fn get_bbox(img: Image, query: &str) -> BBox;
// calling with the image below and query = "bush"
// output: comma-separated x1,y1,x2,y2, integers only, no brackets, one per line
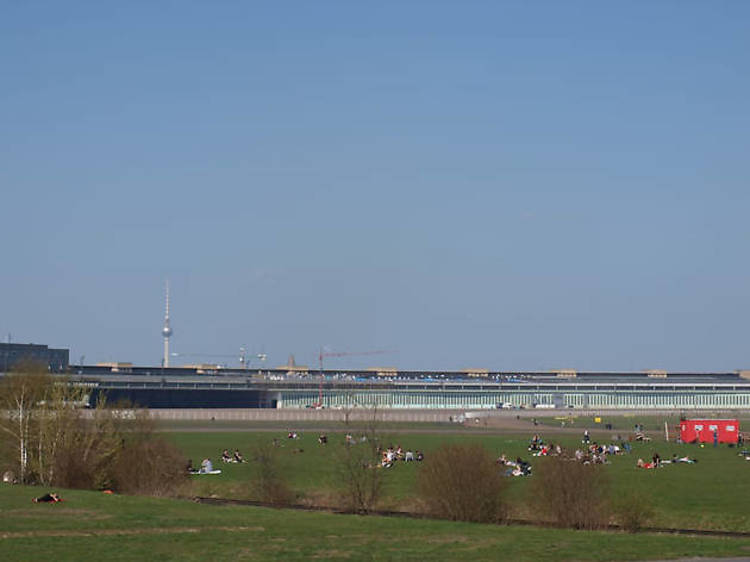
417,443,508,523
612,491,655,532
250,441,294,506
334,410,386,514
110,437,189,496
530,456,610,530
335,439,384,513
0,373,188,497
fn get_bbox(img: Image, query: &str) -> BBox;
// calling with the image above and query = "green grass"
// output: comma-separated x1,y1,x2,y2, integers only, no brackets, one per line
531,412,750,433
164,426,750,531
3,485,750,561
155,419,464,432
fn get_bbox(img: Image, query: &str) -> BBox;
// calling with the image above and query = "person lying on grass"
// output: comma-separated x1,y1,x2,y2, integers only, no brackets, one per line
669,454,698,464
33,492,62,503
497,455,532,476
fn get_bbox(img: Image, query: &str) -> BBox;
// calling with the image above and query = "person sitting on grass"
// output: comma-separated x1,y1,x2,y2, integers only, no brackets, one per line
221,449,233,463
233,449,245,463
381,451,393,469
33,492,61,503
200,458,214,473
318,434,328,445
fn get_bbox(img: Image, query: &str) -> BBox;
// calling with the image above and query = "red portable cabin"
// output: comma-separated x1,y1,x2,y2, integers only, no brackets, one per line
679,419,739,444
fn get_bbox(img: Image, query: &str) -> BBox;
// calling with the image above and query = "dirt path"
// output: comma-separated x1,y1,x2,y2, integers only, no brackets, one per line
155,417,640,438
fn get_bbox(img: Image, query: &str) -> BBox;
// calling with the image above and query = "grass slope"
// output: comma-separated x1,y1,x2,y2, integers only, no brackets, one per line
2,485,750,561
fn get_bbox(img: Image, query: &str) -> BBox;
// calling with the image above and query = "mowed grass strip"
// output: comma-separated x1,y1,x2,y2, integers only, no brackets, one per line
2,486,750,561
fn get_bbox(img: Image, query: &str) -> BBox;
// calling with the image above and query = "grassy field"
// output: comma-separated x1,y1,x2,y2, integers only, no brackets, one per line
164,423,750,531
3,485,750,561
529,412,750,433
4,415,750,560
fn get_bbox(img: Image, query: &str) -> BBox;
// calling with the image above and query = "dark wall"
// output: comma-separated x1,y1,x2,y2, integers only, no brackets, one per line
91,388,276,408
0,343,69,372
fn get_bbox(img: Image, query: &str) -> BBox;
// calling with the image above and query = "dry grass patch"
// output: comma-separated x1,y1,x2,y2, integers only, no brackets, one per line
312,549,352,558
2,507,111,520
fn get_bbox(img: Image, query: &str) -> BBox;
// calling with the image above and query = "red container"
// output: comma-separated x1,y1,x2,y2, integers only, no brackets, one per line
679,419,739,444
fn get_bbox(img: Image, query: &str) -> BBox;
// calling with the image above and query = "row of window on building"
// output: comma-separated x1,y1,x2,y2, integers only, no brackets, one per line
277,391,750,409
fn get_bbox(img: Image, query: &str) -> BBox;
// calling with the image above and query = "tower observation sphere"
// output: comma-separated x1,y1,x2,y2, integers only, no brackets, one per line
162,281,172,367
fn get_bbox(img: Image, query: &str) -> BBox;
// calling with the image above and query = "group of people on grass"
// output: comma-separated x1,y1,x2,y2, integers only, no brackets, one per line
186,457,223,474
636,452,698,469
221,448,246,463
344,433,370,445
528,433,631,464
528,434,563,457
496,454,532,476
573,441,631,464
379,445,424,468
503,432,641,475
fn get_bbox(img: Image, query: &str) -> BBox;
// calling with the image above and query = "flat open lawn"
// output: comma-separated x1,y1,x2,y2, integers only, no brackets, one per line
164,424,750,531
3,485,750,561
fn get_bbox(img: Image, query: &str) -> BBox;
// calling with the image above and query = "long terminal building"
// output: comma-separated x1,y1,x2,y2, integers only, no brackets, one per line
62,364,750,411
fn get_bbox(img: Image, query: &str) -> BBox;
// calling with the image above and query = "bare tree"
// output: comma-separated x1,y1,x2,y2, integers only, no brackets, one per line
0,362,53,483
249,440,294,505
335,406,385,513
31,375,96,486
1,367,187,495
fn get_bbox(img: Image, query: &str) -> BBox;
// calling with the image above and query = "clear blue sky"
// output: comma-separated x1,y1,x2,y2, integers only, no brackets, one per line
2,2,749,371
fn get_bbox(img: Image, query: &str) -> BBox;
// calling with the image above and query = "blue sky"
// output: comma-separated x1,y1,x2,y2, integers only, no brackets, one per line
2,2,749,371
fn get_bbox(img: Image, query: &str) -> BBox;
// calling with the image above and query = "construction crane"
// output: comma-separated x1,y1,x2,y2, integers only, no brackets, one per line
313,348,391,408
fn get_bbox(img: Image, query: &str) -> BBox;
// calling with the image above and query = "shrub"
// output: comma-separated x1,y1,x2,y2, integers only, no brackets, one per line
110,436,189,496
530,456,610,530
250,441,294,506
0,373,188,497
612,490,655,532
417,443,508,523
334,409,386,514
335,439,384,513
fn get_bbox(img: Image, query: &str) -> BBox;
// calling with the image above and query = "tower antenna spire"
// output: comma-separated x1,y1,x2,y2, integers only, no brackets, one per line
162,281,173,367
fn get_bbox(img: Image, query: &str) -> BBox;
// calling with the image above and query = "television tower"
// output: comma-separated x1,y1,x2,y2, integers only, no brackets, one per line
162,281,173,367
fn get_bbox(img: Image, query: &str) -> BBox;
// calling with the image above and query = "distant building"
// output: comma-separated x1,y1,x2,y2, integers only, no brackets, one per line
275,354,309,375
95,362,134,373
0,343,69,372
